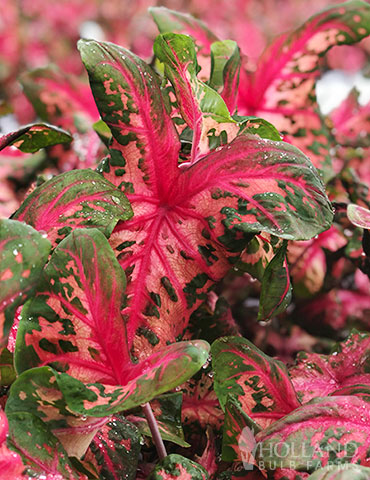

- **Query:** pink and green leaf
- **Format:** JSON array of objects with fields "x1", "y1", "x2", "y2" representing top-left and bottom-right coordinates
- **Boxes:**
[
  {"x1": 15, "y1": 228, "x2": 209, "y2": 415},
  {"x1": 79, "y1": 38, "x2": 332, "y2": 359},
  {"x1": 12, "y1": 169, "x2": 132, "y2": 246},
  {"x1": 81, "y1": 415, "x2": 141, "y2": 480},
  {"x1": 257, "y1": 240, "x2": 292, "y2": 321},
  {"x1": 212, "y1": 336, "x2": 300, "y2": 428},
  {"x1": 6, "y1": 411, "x2": 81, "y2": 479},
  {"x1": 209, "y1": 40, "x2": 241, "y2": 114},
  {"x1": 6, "y1": 366, "x2": 108, "y2": 458},
  {"x1": 0, "y1": 124, "x2": 72, "y2": 153},
  {"x1": 0, "y1": 348, "x2": 16, "y2": 386},
  {"x1": 255, "y1": 396, "x2": 370, "y2": 471},
  {"x1": 289, "y1": 330, "x2": 370, "y2": 404},
  {"x1": 154, "y1": 33, "x2": 234, "y2": 163},
  {"x1": 238, "y1": 1, "x2": 370, "y2": 168},
  {"x1": 0, "y1": 219, "x2": 51, "y2": 348},
  {"x1": 148, "y1": 453, "x2": 209, "y2": 480},
  {"x1": 127, "y1": 392, "x2": 190, "y2": 448}
]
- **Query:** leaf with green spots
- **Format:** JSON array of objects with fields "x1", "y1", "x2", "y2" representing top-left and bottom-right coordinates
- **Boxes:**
[
  {"x1": 81, "y1": 415, "x2": 141, "y2": 480},
  {"x1": 237, "y1": 234, "x2": 281, "y2": 281},
  {"x1": 212, "y1": 336, "x2": 300, "y2": 428},
  {"x1": 307, "y1": 464, "x2": 370, "y2": 479},
  {"x1": 7, "y1": 411, "x2": 81, "y2": 479},
  {"x1": 6, "y1": 366, "x2": 108, "y2": 458},
  {"x1": 13, "y1": 169, "x2": 132, "y2": 246},
  {"x1": 15, "y1": 228, "x2": 209, "y2": 415},
  {"x1": 127, "y1": 392, "x2": 190, "y2": 448},
  {"x1": 0, "y1": 410, "x2": 26, "y2": 479},
  {"x1": 148, "y1": 453, "x2": 209, "y2": 480},
  {"x1": 78, "y1": 38, "x2": 332, "y2": 359},
  {"x1": 255, "y1": 396, "x2": 370, "y2": 473},
  {"x1": 0, "y1": 219, "x2": 51, "y2": 348},
  {"x1": 0, "y1": 124, "x2": 72, "y2": 153},
  {"x1": 209, "y1": 40, "x2": 240, "y2": 114},
  {"x1": 289, "y1": 330, "x2": 370, "y2": 404},
  {"x1": 258, "y1": 240, "x2": 292, "y2": 320},
  {"x1": 238, "y1": 0, "x2": 370, "y2": 169},
  {"x1": 222, "y1": 395, "x2": 260, "y2": 463},
  {"x1": 154, "y1": 33, "x2": 234, "y2": 163}
]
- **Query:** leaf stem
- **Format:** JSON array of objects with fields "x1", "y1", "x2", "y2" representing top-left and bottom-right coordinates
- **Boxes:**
[{"x1": 142, "y1": 402, "x2": 167, "y2": 460}]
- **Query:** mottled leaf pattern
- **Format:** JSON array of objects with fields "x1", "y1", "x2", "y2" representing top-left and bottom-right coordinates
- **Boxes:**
[
  {"x1": 212, "y1": 336, "x2": 300, "y2": 428},
  {"x1": 6, "y1": 366, "x2": 107, "y2": 458},
  {"x1": 255, "y1": 396, "x2": 370, "y2": 472},
  {"x1": 82, "y1": 415, "x2": 141, "y2": 480},
  {"x1": 0, "y1": 219, "x2": 51, "y2": 347},
  {"x1": 7, "y1": 411, "x2": 81, "y2": 479},
  {"x1": 127, "y1": 392, "x2": 190, "y2": 447},
  {"x1": 13, "y1": 169, "x2": 132, "y2": 245},
  {"x1": 238, "y1": 1, "x2": 370, "y2": 168},
  {"x1": 79, "y1": 37, "x2": 332, "y2": 358},
  {"x1": 148, "y1": 453, "x2": 209, "y2": 480},
  {"x1": 15, "y1": 229, "x2": 209, "y2": 415},
  {"x1": 289, "y1": 330, "x2": 370, "y2": 404},
  {"x1": 0, "y1": 124, "x2": 72, "y2": 153}
]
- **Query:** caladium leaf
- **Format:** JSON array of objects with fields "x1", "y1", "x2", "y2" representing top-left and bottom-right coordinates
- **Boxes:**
[
  {"x1": 0, "y1": 410, "x2": 25, "y2": 479},
  {"x1": 12, "y1": 169, "x2": 132, "y2": 245},
  {"x1": 289, "y1": 330, "x2": 370, "y2": 404},
  {"x1": 222, "y1": 395, "x2": 260, "y2": 463},
  {"x1": 154, "y1": 33, "x2": 234, "y2": 163},
  {"x1": 237, "y1": 234, "x2": 280, "y2": 282},
  {"x1": 149, "y1": 7, "x2": 217, "y2": 54},
  {"x1": 238, "y1": 1, "x2": 370, "y2": 168},
  {"x1": 148, "y1": 453, "x2": 209, "y2": 480},
  {"x1": 307, "y1": 464, "x2": 370, "y2": 479},
  {"x1": 7, "y1": 411, "x2": 81, "y2": 479},
  {"x1": 15, "y1": 228, "x2": 210, "y2": 415},
  {"x1": 0, "y1": 124, "x2": 72, "y2": 153},
  {"x1": 212, "y1": 337, "x2": 300, "y2": 428},
  {"x1": 255, "y1": 396, "x2": 370, "y2": 472},
  {"x1": 127, "y1": 392, "x2": 190, "y2": 447},
  {"x1": 0, "y1": 219, "x2": 51, "y2": 348},
  {"x1": 79, "y1": 38, "x2": 332, "y2": 358},
  {"x1": 6, "y1": 366, "x2": 108, "y2": 458},
  {"x1": 81, "y1": 415, "x2": 141, "y2": 480},
  {"x1": 347, "y1": 203, "x2": 370, "y2": 229},
  {"x1": 257, "y1": 240, "x2": 292, "y2": 321},
  {"x1": 209, "y1": 40, "x2": 241, "y2": 114}
]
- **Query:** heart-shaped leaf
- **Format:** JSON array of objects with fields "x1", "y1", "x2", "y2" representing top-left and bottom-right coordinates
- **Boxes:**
[
  {"x1": 0, "y1": 219, "x2": 51, "y2": 347},
  {"x1": 255, "y1": 396, "x2": 370, "y2": 472},
  {"x1": 212, "y1": 337, "x2": 300, "y2": 428},
  {"x1": 0, "y1": 124, "x2": 72, "y2": 153},
  {"x1": 15, "y1": 228, "x2": 209, "y2": 415},
  {"x1": 78, "y1": 37, "x2": 333, "y2": 358},
  {"x1": 13, "y1": 169, "x2": 132, "y2": 246}
]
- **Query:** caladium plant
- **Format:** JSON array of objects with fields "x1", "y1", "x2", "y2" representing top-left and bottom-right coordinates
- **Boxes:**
[{"x1": 78, "y1": 33, "x2": 332, "y2": 359}]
